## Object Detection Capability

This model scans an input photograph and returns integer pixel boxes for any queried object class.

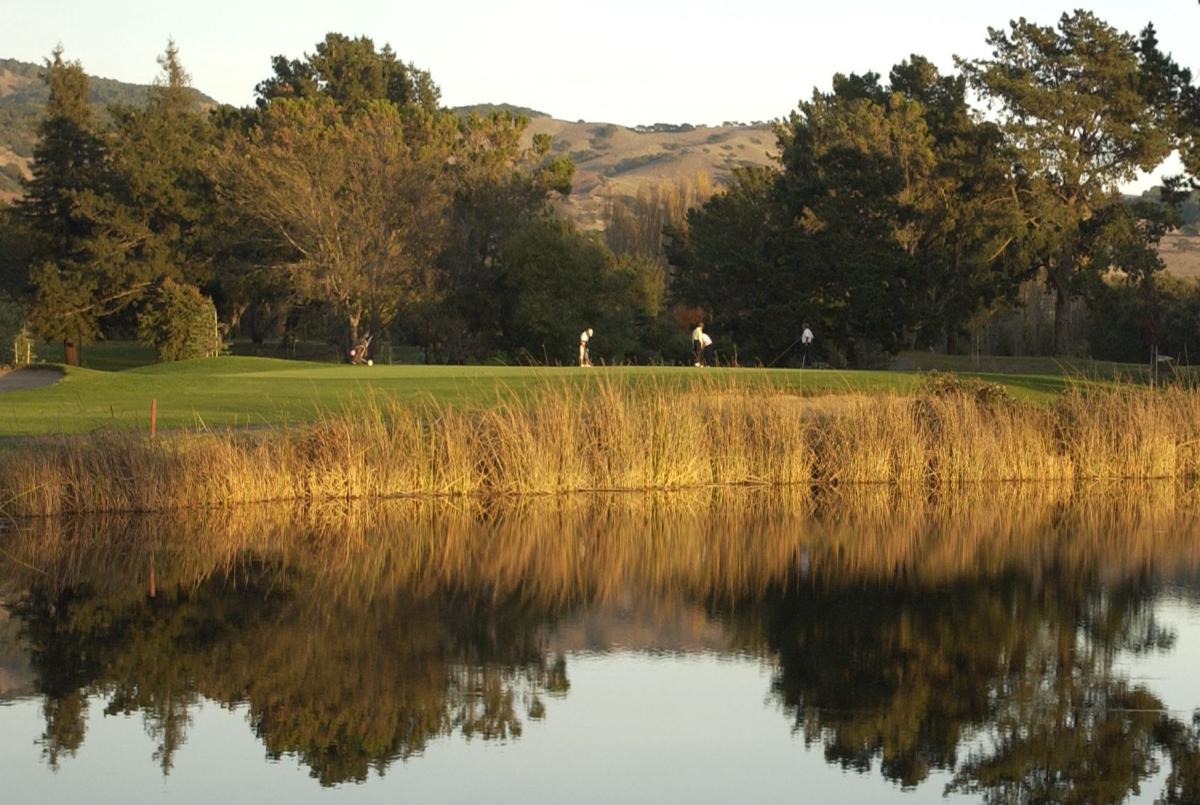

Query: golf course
[0,346,1129,438]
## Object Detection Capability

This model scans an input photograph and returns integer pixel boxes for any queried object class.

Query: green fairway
[0,354,1093,437]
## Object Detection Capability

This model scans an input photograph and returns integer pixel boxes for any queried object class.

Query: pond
[2,487,1199,803]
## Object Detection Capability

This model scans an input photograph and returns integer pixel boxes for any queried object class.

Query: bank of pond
[2,376,1200,516]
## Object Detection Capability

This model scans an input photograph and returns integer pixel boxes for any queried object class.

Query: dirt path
[0,367,63,393]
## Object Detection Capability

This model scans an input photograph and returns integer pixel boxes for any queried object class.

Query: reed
[4,375,1200,516]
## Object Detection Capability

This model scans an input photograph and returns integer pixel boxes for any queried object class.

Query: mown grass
[2,375,1198,516]
[0,353,1096,438]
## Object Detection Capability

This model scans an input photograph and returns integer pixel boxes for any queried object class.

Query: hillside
[0,57,215,200]
[1160,232,1200,278]
[522,117,777,227]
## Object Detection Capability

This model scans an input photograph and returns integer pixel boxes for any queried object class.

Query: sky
[4,0,1198,187]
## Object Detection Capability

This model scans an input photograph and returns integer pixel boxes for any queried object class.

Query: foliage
[1085,273,1200,363]
[0,56,214,197]
[672,60,1026,366]
[254,33,440,114]
[917,370,1011,406]
[497,218,655,363]
[603,174,712,261]
[15,47,109,361]
[136,279,221,361]
[213,98,457,355]
[66,41,217,329]
[960,12,1193,353]
[419,111,574,361]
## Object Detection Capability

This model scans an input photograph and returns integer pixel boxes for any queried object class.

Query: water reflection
[2,486,1200,800]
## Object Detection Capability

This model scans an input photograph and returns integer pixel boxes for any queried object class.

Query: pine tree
[17,47,108,365]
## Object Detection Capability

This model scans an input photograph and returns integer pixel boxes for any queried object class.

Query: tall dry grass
[4,376,1200,516]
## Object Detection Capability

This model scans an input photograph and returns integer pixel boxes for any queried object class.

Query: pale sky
[4,0,1198,188]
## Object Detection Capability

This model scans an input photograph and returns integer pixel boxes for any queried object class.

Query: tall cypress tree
[17,47,108,365]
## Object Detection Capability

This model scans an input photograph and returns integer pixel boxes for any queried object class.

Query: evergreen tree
[16,47,108,365]
[255,33,440,114]
[425,113,574,361]
[73,40,217,323]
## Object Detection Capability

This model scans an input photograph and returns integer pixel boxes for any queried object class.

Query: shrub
[137,279,222,361]
[918,371,1011,405]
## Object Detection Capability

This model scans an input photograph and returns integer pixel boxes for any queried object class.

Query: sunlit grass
[3,374,1200,516]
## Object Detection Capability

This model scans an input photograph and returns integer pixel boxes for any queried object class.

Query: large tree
[16,47,108,365]
[70,41,217,330]
[426,114,574,360]
[214,98,456,355]
[672,63,1025,365]
[961,12,1192,354]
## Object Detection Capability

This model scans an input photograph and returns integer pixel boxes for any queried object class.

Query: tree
[961,12,1193,353]
[671,61,1028,366]
[497,218,658,363]
[214,98,456,356]
[255,33,440,113]
[66,41,217,333]
[425,113,574,361]
[886,57,1028,351]
[137,278,221,361]
[16,47,108,365]
[668,166,780,360]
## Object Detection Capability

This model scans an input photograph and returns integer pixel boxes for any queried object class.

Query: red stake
[150,398,157,439]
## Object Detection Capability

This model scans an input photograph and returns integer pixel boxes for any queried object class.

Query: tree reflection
[3,486,1200,795]
[750,573,1192,802]
[12,571,567,785]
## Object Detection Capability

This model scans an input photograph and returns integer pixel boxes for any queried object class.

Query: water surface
[2,487,1199,803]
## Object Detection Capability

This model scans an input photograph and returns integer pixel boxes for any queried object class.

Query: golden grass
[3,377,1200,516]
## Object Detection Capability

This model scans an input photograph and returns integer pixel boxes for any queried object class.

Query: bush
[137,280,222,361]
[919,371,1011,405]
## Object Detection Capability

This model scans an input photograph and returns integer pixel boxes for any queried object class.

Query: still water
[2,487,1200,803]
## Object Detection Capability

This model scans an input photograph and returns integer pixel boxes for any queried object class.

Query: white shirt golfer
[700,333,713,348]
[579,328,593,366]
[801,327,814,345]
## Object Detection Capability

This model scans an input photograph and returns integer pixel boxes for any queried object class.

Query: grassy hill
[1160,232,1200,279]
[522,117,777,228]
[0,57,215,200]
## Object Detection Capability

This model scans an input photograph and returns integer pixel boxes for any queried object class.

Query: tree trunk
[63,338,79,367]
[1052,280,1071,356]
[346,315,360,363]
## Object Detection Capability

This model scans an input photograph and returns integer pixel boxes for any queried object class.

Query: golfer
[691,322,705,367]
[701,331,715,367]
[801,323,814,368]
[579,328,594,367]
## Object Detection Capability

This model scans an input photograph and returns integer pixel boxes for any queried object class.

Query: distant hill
[450,102,549,119]
[521,117,778,228]
[0,57,216,200]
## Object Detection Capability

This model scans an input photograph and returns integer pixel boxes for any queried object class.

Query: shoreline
[1,378,1198,517]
